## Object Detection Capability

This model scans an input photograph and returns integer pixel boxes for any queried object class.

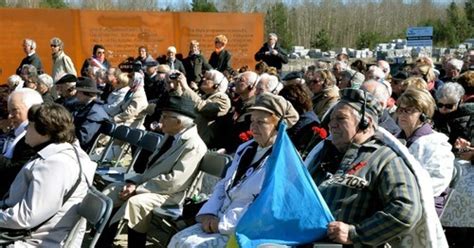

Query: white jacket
[197,140,270,235]
[0,142,96,247]
[409,132,454,197]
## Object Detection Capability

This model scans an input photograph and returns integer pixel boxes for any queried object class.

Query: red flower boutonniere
[347,161,368,175]
[311,126,328,140]
[239,130,253,142]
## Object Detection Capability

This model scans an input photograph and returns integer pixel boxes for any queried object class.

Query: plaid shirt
[308,135,422,246]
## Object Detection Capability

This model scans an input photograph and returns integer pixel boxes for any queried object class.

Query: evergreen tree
[191,0,218,12]
[446,2,470,46]
[40,0,68,8]
[355,31,384,50]
[265,2,293,50]
[310,29,333,51]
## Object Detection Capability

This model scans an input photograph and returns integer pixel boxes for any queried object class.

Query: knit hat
[249,92,299,128]
[338,88,383,123]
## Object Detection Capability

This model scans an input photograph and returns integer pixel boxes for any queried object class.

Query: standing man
[80,44,111,77]
[165,46,186,74]
[0,88,43,196]
[254,33,288,73]
[16,39,43,75]
[50,37,77,81]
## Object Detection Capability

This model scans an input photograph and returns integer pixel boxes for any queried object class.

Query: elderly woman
[255,73,282,95]
[338,68,365,89]
[109,72,148,129]
[396,88,454,208]
[168,92,299,247]
[305,68,340,119]
[104,72,130,115]
[432,82,474,146]
[0,102,96,247]
[279,82,320,158]
[178,69,231,148]
[209,34,233,75]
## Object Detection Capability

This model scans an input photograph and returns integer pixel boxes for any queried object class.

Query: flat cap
[249,92,299,128]
[159,95,197,119]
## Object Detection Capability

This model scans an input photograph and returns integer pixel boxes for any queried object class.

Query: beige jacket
[183,88,231,146]
[112,87,149,129]
[312,85,340,120]
[52,51,77,81]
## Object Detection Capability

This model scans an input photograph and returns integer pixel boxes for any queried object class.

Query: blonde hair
[215,35,228,45]
[397,88,436,118]
[116,73,130,89]
[401,77,428,92]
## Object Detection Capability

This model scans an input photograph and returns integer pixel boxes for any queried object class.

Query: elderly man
[360,79,400,135]
[377,60,391,79]
[305,89,439,247]
[55,73,78,112]
[166,46,186,73]
[72,77,110,152]
[37,73,55,103]
[0,88,43,196]
[97,95,207,248]
[254,33,288,73]
[16,38,43,75]
[222,71,259,153]
[255,73,283,95]
[50,37,77,81]
[442,58,463,82]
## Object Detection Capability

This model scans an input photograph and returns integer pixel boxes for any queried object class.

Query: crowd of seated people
[0,32,473,247]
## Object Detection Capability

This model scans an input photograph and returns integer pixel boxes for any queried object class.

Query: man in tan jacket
[97,95,207,248]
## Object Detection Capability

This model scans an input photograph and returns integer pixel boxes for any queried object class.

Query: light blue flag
[235,122,335,248]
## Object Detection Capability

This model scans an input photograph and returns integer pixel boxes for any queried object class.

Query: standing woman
[209,35,233,76]
[0,102,96,247]
[183,40,212,88]
[168,93,299,247]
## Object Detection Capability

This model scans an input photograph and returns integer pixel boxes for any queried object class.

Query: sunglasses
[50,44,58,47]
[437,103,456,109]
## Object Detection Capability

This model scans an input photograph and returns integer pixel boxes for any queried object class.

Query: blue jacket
[73,100,110,152]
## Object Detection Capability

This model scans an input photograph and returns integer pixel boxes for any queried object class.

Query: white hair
[258,73,282,94]
[367,65,385,80]
[448,59,464,71]
[207,69,228,92]
[268,33,278,40]
[241,71,258,88]
[7,75,24,90]
[436,82,465,103]
[361,79,390,108]
[8,88,43,110]
[38,74,54,89]
[24,39,36,50]
[167,46,177,54]
[377,60,390,76]
[168,112,194,128]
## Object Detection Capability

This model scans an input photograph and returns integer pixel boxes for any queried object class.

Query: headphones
[419,113,427,122]
[213,76,225,90]
[358,90,369,130]
[271,80,283,94]
[248,75,259,90]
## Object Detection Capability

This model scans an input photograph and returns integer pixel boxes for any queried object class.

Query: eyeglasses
[396,106,420,115]
[50,44,58,47]
[437,103,456,109]
[96,51,105,54]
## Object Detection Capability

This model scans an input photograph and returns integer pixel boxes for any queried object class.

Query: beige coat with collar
[105,125,207,232]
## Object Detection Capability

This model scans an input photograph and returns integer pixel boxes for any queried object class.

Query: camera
[169,72,180,80]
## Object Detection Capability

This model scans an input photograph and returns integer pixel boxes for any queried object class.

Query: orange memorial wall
[0,8,264,83]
